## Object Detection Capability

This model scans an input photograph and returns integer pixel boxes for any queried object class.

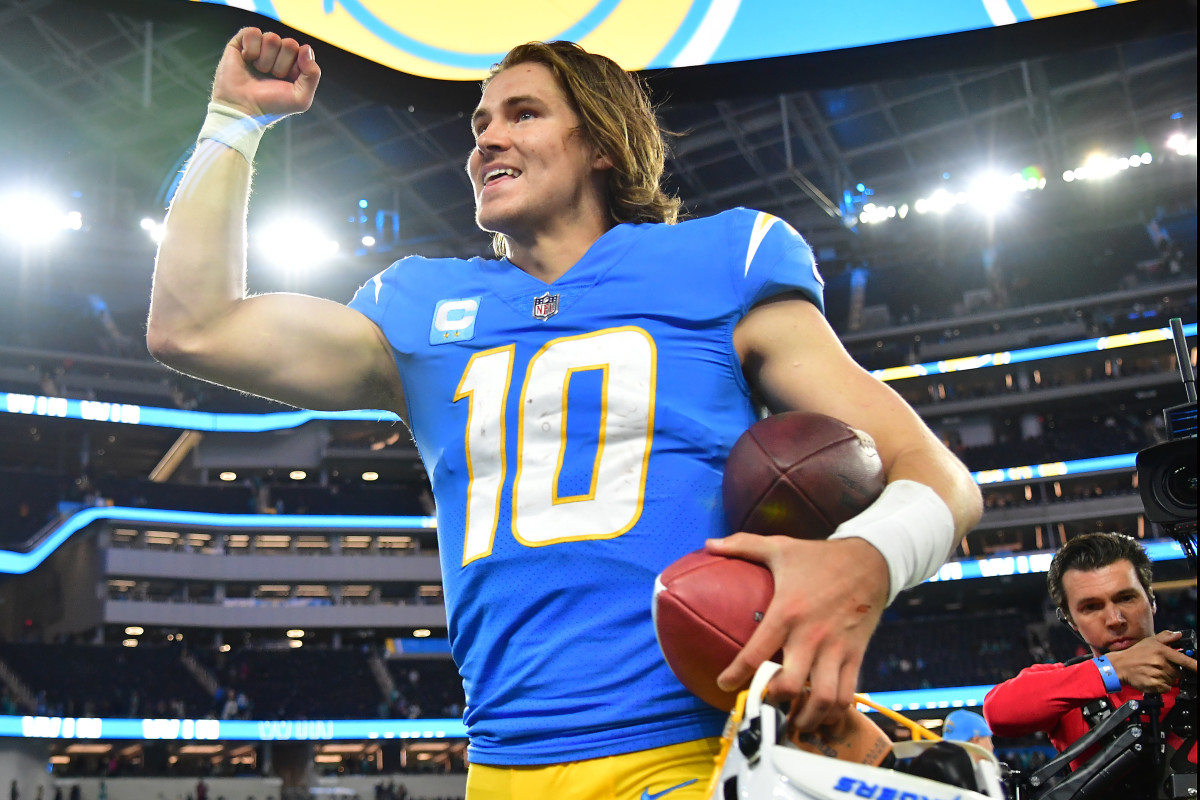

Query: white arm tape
[197,102,268,163]
[828,479,956,605]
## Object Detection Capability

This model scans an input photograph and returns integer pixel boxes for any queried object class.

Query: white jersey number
[454,328,656,565]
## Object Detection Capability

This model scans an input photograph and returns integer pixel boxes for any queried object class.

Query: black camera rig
[1007,318,1197,800]
[1007,630,1196,800]
[1136,317,1197,569]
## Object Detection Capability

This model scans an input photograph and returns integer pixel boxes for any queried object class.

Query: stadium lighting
[362,471,379,482]
[286,629,305,638]
[1013,166,1046,192]
[1067,150,1158,181]
[965,173,1016,215]
[1167,133,1197,156]
[1085,151,1120,179]
[254,216,340,270]
[0,190,82,244]
[859,203,895,225]
[219,471,237,482]
[361,235,376,247]
[288,639,303,649]
[915,188,958,215]
[289,470,307,480]
[125,626,144,636]
[140,216,166,243]
[122,639,138,648]
[413,629,431,638]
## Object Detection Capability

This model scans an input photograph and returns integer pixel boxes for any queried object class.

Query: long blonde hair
[483,41,680,258]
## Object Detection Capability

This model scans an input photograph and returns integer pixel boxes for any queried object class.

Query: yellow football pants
[465,736,722,800]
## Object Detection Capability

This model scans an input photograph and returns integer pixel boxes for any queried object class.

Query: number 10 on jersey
[453,327,657,565]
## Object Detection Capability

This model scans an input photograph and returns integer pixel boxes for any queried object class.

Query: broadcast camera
[1136,318,1197,569]
[1009,318,1197,800]
[1006,628,1196,800]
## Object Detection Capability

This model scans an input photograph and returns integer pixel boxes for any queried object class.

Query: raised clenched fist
[210,27,321,122]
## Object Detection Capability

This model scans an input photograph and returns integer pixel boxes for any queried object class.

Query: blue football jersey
[348,208,824,765]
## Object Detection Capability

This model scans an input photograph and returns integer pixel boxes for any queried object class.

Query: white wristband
[197,102,269,163]
[828,479,956,604]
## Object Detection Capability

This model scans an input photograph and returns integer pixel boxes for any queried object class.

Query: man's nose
[475,120,507,152]
[1104,604,1125,626]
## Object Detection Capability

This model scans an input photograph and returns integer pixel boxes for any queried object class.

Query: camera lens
[1137,437,1198,523]
[1163,462,1198,511]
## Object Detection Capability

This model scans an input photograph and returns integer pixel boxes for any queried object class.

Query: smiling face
[467,62,611,251]
[1061,559,1157,655]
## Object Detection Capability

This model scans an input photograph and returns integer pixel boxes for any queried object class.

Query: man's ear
[593,150,613,171]
[1056,607,1076,629]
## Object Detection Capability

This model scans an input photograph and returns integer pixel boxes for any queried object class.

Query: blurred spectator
[943,709,994,753]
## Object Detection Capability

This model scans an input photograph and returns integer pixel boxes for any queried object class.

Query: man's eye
[518,111,535,121]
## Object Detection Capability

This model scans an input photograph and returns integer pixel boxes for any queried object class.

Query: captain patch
[430,297,481,345]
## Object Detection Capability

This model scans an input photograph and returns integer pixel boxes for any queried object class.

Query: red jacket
[983,660,1195,770]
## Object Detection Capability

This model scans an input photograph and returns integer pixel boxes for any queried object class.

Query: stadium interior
[0,0,1195,798]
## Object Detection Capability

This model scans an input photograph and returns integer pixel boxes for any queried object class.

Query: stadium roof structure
[0,0,1194,484]
[0,0,1194,281]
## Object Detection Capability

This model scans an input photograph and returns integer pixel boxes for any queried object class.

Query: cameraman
[983,532,1196,769]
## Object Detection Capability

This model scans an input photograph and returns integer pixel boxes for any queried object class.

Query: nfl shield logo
[532,291,560,321]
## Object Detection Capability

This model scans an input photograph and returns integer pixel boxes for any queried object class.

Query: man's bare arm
[146,28,405,416]
[735,295,981,537]
[708,294,982,731]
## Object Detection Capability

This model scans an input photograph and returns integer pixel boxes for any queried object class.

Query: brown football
[654,412,886,709]
[652,549,777,711]
[722,411,885,538]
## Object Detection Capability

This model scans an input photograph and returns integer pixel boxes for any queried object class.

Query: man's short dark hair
[1047,532,1155,616]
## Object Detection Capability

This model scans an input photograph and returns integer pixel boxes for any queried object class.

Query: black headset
[1056,606,1094,649]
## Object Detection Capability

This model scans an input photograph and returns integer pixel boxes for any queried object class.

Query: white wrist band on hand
[197,102,268,163]
[828,479,956,604]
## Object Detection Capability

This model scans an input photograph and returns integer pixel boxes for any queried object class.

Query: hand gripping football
[654,412,886,709]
